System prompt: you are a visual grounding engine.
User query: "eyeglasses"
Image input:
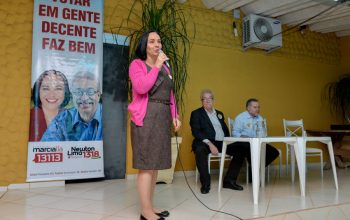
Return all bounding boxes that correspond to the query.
[202,97,213,101]
[72,88,99,97]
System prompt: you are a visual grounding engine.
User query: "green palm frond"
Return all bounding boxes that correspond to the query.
[112,0,194,115]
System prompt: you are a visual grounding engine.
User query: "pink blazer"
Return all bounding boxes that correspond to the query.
[128,59,178,126]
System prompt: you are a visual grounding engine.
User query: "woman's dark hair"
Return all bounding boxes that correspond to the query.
[135,30,160,60]
[32,70,71,108]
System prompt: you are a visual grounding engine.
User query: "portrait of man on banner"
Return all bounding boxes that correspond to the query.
[41,71,103,141]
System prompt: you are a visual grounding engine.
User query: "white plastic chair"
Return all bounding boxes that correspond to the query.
[195,153,232,183]
[194,118,237,184]
[283,119,323,177]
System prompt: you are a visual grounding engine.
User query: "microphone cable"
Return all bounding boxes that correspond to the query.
[170,66,243,219]
[173,131,243,220]
[163,2,343,216]
[0,191,7,199]
[166,2,345,219]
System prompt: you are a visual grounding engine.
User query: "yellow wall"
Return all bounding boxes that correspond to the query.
[0,0,346,184]
[126,44,344,174]
[174,45,342,172]
[0,0,33,185]
[120,1,344,174]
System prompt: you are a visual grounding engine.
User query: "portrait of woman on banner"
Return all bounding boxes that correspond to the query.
[29,70,71,142]
[40,71,103,142]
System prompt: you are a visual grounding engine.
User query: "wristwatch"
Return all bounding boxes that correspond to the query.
[203,139,210,144]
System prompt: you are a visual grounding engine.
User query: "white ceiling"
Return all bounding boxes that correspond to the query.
[200,0,350,37]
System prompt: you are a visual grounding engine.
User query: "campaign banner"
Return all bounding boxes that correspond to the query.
[27,141,103,181]
[27,0,104,182]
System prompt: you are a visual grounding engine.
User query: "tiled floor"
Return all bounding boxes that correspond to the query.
[0,168,350,220]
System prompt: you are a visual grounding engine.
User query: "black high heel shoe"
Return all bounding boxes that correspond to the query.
[155,210,170,218]
[140,214,165,220]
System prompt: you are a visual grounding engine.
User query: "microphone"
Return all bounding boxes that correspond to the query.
[159,49,170,68]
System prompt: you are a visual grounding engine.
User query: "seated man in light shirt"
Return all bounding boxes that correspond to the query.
[233,98,279,180]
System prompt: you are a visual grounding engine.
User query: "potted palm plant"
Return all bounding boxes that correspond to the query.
[112,0,194,183]
[112,0,193,113]
[323,74,350,127]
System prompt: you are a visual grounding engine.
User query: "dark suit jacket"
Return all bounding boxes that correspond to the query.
[190,107,230,151]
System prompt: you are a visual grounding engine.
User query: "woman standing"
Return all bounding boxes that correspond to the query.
[128,30,181,220]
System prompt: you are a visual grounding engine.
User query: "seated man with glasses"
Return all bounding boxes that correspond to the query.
[190,89,250,194]
[41,71,102,141]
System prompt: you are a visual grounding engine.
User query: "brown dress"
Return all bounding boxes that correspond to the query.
[131,64,173,170]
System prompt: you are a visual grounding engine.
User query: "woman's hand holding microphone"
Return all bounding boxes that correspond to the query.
[155,49,169,69]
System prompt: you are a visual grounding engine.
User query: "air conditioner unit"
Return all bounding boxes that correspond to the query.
[242,14,282,52]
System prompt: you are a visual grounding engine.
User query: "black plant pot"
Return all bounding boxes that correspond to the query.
[330,124,350,130]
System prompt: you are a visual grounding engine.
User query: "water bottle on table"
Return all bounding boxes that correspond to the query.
[256,120,266,138]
